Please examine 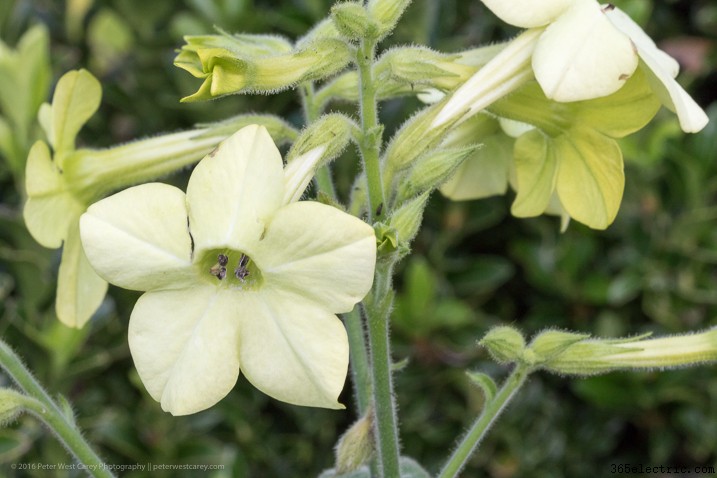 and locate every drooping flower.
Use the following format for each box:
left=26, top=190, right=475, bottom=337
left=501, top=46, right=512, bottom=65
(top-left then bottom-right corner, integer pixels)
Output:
left=434, top=0, right=708, bottom=133
left=440, top=67, right=662, bottom=229
left=79, top=125, right=377, bottom=415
